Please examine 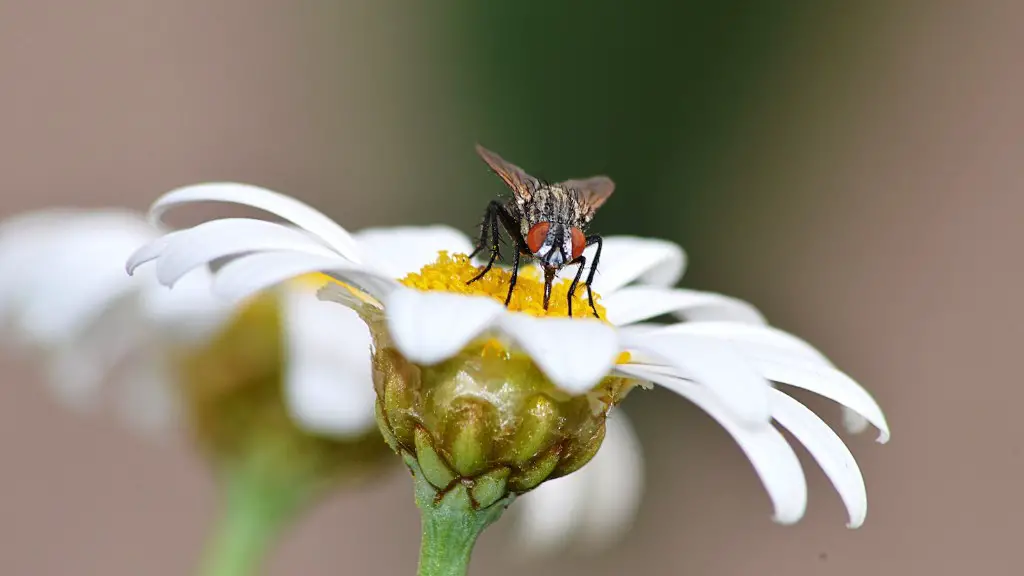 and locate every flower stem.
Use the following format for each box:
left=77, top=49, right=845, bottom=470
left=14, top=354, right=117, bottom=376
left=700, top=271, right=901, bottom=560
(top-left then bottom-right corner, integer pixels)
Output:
left=199, top=466, right=307, bottom=576
left=412, top=459, right=513, bottom=576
